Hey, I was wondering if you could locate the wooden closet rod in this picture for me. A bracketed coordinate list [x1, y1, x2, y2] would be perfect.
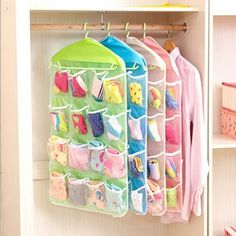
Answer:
[30, 23, 187, 32]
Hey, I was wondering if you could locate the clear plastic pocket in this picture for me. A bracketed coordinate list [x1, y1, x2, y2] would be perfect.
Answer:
[68, 71, 88, 98]
[165, 115, 181, 153]
[165, 151, 182, 187]
[147, 187, 166, 216]
[128, 150, 147, 214]
[102, 110, 125, 142]
[86, 180, 106, 209]
[166, 183, 182, 212]
[148, 157, 162, 182]
[128, 151, 145, 180]
[147, 113, 165, 156]
[68, 143, 90, 171]
[49, 105, 69, 137]
[88, 140, 105, 173]
[104, 147, 126, 179]
[48, 135, 68, 166]
[166, 82, 181, 118]
[127, 72, 147, 109]
[105, 182, 127, 213]
[50, 69, 69, 106]
[103, 74, 125, 105]
[129, 185, 147, 214]
[147, 152, 167, 215]
[69, 106, 91, 143]
[148, 80, 165, 115]
[67, 177, 90, 206]
[87, 108, 106, 138]
[148, 66, 166, 84]
[91, 71, 106, 102]
[49, 172, 68, 201]
[128, 113, 146, 152]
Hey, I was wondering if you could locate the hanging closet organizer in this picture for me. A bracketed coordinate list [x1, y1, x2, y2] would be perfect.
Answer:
[101, 36, 148, 215]
[142, 37, 183, 214]
[126, 36, 167, 216]
[39, 19, 188, 217]
[48, 38, 129, 217]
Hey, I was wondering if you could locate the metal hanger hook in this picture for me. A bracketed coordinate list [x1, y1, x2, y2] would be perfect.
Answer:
[83, 22, 89, 38]
[83, 22, 88, 31]
[125, 22, 130, 38]
[143, 22, 147, 38]
[100, 11, 105, 30]
[125, 22, 129, 31]
[167, 30, 171, 39]
[106, 22, 111, 36]
[126, 31, 131, 38]
[85, 31, 89, 38]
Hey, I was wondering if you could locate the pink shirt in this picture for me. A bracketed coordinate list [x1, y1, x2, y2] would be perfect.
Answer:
[170, 47, 208, 221]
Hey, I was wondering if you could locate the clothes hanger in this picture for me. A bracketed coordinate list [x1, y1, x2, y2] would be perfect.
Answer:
[83, 22, 90, 38]
[143, 22, 147, 39]
[107, 22, 111, 36]
[124, 22, 139, 71]
[125, 22, 130, 39]
[163, 30, 176, 53]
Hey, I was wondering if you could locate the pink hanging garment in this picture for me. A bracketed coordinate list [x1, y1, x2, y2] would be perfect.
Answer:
[170, 47, 208, 222]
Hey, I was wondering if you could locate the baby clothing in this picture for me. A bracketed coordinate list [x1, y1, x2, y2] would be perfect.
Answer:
[103, 115, 122, 141]
[87, 181, 106, 209]
[48, 135, 68, 166]
[49, 172, 67, 201]
[104, 79, 124, 104]
[104, 147, 125, 179]
[54, 71, 69, 94]
[69, 143, 89, 170]
[69, 75, 87, 97]
[72, 113, 87, 135]
[88, 112, 104, 137]
[68, 178, 90, 205]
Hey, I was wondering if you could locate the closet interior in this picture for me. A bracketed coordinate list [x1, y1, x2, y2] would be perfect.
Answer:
[29, 1, 208, 235]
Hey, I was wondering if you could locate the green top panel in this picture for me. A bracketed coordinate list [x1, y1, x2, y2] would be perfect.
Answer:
[51, 38, 125, 68]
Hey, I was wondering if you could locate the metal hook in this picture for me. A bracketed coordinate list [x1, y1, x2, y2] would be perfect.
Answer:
[125, 22, 129, 31]
[167, 30, 171, 39]
[83, 22, 89, 38]
[100, 11, 105, 30]
[85, 31, 89, 38]
[83, 22, 88, 31]
[143, 22, 147, 39]
[125, 22, 130, 38]
[107, 22, 111, 36]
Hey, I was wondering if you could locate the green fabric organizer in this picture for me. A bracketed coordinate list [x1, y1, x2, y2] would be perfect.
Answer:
[47, 38, 128, 217]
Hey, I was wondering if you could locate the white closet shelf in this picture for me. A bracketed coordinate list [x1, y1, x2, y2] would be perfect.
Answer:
[212, 5, 236, 16]
[212, 10, 236, 16]
[213, 133, 236, 149]
[29, 5, 199, 12]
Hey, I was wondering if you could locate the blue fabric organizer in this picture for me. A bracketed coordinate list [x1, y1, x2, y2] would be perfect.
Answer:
[101, 36, 148, 215]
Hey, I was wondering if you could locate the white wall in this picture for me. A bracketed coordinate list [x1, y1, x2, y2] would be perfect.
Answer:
[1, 0, 21, 235]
